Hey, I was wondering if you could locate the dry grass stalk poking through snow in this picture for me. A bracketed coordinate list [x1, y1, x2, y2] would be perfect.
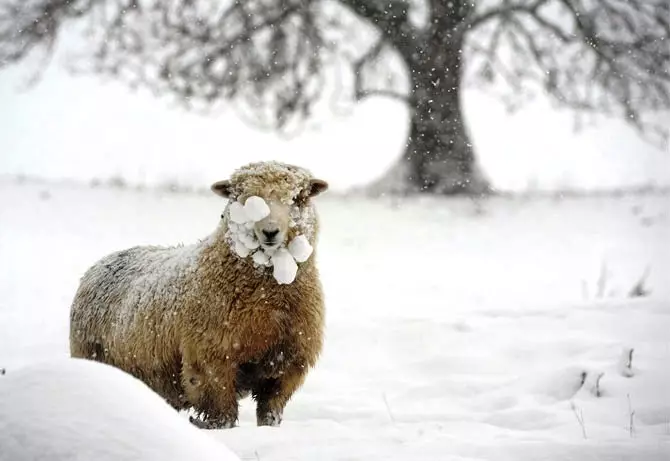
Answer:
[618, 347, 635, 378]
[570, 401, 588, 439]
[627, 394, 637, 438]
[69, 161, 328, 429]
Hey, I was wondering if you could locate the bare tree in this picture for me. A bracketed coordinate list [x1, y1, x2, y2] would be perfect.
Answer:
[1, 0, 668, 194]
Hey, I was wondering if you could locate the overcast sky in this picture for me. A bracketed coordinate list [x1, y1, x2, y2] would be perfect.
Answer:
[1, 50, 668, 193]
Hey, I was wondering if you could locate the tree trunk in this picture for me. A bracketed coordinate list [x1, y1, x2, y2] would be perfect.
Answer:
[369, 19, 490, 196]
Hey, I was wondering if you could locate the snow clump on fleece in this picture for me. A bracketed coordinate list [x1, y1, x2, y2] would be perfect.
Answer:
[0, 358, 241, 461]
[226, 195, 313, 284]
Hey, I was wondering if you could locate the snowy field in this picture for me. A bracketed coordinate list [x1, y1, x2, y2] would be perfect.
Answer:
[1, 178, 669, 460]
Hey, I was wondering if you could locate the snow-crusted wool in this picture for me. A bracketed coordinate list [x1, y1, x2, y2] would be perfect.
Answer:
[69, 161, 328, 429]
[225, 194, 314, 284]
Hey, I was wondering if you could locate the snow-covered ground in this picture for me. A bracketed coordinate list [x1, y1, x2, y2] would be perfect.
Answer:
[0, 359, 240, 461]
[1, 178, 669, 460]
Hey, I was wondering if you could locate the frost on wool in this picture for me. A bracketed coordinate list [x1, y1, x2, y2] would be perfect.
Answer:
[87, 243, 203, 336]
[224, 196, 314, 284]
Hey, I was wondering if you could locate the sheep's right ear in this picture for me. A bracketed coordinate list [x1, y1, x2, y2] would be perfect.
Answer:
[308, 179, 328, 197]
[211, 180, 232, 198]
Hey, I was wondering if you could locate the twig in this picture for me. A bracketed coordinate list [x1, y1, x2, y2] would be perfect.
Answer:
[618, 347, 635, 378]
[628, 394, 636, 438]
[628, 266, 652, 298]
[570, 401, 588, 439]
[591, 372, 603, 397]
[580, 370, 604, 397]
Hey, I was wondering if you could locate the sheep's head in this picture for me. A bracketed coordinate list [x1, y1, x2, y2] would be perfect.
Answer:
[211, 162, 327, 278]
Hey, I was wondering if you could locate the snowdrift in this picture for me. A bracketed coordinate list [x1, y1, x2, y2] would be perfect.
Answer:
[0, 358, 240, 461]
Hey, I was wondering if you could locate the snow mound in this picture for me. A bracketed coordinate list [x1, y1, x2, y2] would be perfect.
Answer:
[0, 358, 240, 461]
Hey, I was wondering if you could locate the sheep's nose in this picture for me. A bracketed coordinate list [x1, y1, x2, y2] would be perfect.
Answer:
[262, 229, 280, 241]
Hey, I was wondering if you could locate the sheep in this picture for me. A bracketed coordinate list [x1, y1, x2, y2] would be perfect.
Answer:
[69, 161, 328, 429]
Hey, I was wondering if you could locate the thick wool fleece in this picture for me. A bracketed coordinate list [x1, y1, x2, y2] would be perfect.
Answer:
[69, 161, 325, 428]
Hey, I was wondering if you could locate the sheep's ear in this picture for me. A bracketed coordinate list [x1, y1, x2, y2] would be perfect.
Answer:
[211, 180, 232, 198]
[308, 179, 328, 197]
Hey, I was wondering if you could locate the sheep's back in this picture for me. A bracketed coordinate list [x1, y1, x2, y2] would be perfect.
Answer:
[70, 243, 200, 363]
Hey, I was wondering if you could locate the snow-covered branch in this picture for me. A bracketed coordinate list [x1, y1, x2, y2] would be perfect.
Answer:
[350, 37, 411, 104]
[466, 0, 670, 146]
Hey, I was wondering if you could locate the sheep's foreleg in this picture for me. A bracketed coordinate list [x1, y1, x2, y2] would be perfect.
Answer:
[182, 360, 239, 429]
[254, 365, 307, 427]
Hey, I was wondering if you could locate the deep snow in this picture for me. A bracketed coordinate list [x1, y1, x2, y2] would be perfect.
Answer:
[0, 179, 669, 460]
[0, 359, 240, 461]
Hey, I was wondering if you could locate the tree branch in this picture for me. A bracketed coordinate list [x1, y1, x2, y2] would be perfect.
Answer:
[356, 88, 411, 102]
[467, 0, 553, 30]
[348, 36, 410, 104]
[1, 0, 668, 146]
[338, 0, 419, 54]
[466, 0, 670, 145]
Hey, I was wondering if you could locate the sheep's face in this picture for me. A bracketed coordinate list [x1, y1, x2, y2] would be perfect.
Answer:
[211, 162, 328, 251]
[252, 197, 290, 249]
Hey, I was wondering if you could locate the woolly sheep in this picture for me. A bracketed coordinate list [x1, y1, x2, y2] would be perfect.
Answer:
[69, 161, 328, 429]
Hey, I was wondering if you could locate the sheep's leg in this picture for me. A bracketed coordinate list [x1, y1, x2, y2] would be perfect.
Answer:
[182, 361, 239, 429]
[254, 366, 307, 427]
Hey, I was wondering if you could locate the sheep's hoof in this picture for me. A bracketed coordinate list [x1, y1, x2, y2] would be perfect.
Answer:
[189, 415, 236, 430]
[257, 410, 282, 427]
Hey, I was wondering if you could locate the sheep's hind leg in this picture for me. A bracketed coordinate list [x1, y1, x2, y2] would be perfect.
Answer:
[70, 340, 107, 362]
[182, 361, 239, 429]
[253, 366, 307, 427]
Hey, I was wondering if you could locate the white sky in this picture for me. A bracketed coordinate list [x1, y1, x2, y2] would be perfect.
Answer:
[0, 51, 668, 192]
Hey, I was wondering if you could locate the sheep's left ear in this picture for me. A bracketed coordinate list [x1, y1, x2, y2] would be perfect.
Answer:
[211, 180, 232, 198]
[308, 179, 328, 197]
